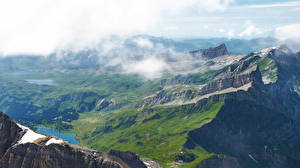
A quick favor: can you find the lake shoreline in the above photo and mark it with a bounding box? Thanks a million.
[36,125,79,144]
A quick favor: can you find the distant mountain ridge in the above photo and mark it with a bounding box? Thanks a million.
[189,43,228,59]
[0,36,280,73]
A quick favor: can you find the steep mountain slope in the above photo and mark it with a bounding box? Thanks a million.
[66,46,300,167]
[0,112,148,168]
[189,46,300,168]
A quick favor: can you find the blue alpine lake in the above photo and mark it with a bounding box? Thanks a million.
[36,126,79,144]
[25,79,55,85]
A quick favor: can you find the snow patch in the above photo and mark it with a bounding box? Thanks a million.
[17,123,46,144]
[144,161,151,166]
[96,98,105,107]
[142,160,161,168]
[46,138,64,146]
[248,154,258,163]
[256,47,279,57]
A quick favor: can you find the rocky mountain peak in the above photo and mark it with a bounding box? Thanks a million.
[253,45,293,58]
[189,43,229,59]
[267,45,298,69]
[276,44,293,54]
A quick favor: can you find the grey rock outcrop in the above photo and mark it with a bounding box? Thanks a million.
[0,112,147,168]
[140,89,194,107]
[0,112,24,159]
[190,44,228,59]
[198,66,262,96]
[139,56,262,107]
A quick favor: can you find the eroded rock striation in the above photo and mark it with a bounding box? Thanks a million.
[0,112,147,168]
[139,52,262,107]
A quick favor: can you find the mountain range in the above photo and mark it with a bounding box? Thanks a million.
[0,36,299,167]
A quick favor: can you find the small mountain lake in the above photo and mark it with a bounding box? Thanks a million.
[25,79,55,86]
[9,71,33,76]
[36,126,79,144]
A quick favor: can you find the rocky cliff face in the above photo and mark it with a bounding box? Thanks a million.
[140,67,259,107]
[139,89,194,107]
[198,66,262,96]
[189,43,228,59]
[0,112,24,159]
[185,46,300,168]
[0,112,147,168]
[140,52,261,107]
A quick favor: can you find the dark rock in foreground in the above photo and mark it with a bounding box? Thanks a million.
[0,112,147,168]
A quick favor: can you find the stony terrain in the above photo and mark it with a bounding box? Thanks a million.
[0,112,148,168]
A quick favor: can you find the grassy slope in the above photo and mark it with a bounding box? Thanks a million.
[257,57,278,82]
[68,100,224,167]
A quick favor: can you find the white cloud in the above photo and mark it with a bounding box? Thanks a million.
[203,25,210,29]
[275,24,300,51]
[219,28,226,33]
[192,0,235,11]
[235,1,300,9]
[124,57,168,79]
[227,31,235,39]
[0,0,234,56]
[238,21,262,38]
[164,26,180,31]
[275,24,300,41]
[133,38,154,49]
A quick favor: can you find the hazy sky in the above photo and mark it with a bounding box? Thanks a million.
[0,0,299,55]
[155,0,300,38]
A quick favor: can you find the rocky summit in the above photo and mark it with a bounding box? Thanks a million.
[189,43,229,59]
[0,112,147,168]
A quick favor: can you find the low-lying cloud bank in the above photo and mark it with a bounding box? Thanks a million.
[0,0,234,56]
[275,24,300,51]
[124,57,169,79]
[1,0,299,79]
